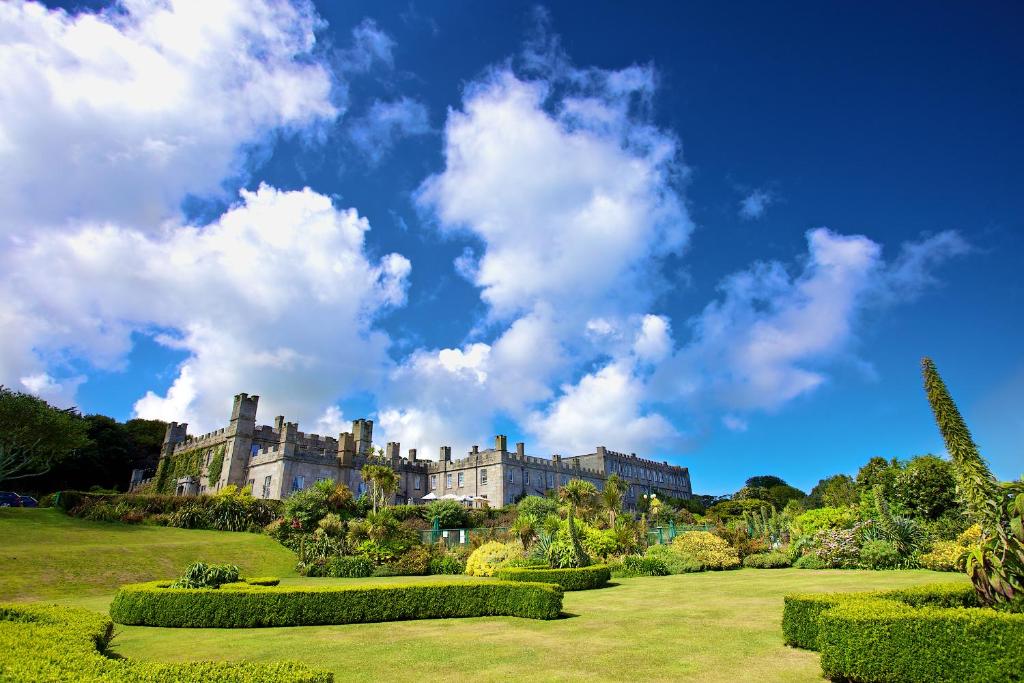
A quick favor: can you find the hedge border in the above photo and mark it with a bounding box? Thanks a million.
[0,602,331,682]
[110,579,563,627]
[495,565,611,591]
[783,583,1024,683]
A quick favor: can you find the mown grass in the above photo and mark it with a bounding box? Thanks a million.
[1,508,968,682]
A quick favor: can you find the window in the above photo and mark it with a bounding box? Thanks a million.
[561,475,568,485]
[480,468,488,485]
[508,470,514,484]
[414,475,421,490]
[547,473,554,487]
[357,481,366,495]
[430,474,438,490]
[250,443,260,458]
[446,473,452,489]
[457,472,465,487]
[524,471,530,485]
[292,475,305,492]
[262,476,272,499]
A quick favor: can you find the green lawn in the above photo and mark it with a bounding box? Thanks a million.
[0,508,968,682]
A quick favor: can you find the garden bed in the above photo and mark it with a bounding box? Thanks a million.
[494,565,611,590]
[783,583,1024,682]
[110,579,563,627]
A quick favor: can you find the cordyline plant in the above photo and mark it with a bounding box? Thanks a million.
[922,357,1023,610]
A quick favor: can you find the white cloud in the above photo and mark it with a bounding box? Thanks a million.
[3,185,410,428]
[721,414,748,432]
[0,0,338,235]
[739,188,774,220]
[654,227,969,415]
[633,314,673,363]
[347,97,430,164]
[338,18,395,73]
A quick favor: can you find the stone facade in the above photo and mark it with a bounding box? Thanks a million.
[137,393,692,507]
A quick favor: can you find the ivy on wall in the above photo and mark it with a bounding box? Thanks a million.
[154,446,207,495]
[207,445,226,487]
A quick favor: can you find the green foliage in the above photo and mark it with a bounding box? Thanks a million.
[645,543,704,573]
[745,475,788,489]
[858,539,901,569]
[671,531,740,570]
[923,357,1024,609]
[387,545,434,576]
[170,561,239,589]
[326,556,374,578]
[517,495,559,521]
[558,480,597,568]
[465,541,521,576]
[65,491,281,530]
[894,454,958,520]
[807,474,858,509]
[425,500,467,528]
[360,463,399,513]
[793,554,827,569]
[109,579,563,626]
[783,582,1023,682]
[496,565,611,591]
[155,447,204,494]
[617,555,669,577]
[284,480,355,532]
[167,504,209,529]
[428,554,466,575]
[743,551,791,568]
[791,506,858,537]
[744,505,790,546]
[0,602,331,682]
[206,445,225,487]
[244,577,280,586]
[706,498,773,523]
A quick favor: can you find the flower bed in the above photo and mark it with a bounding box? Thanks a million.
[110,579,563,627]
[783,583,1024,682]
[495,565,611,591]
[0,602,330,682]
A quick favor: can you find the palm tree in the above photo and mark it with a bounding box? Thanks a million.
[601,474,626,528]
[559,480,597,568]
[361,463,399,513]
[510,514,538,549]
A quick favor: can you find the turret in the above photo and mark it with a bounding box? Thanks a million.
[353,419,373,456]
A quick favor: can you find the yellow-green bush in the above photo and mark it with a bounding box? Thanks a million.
[109,578,562,626]
[465,541,520,576]
[671,531,740,570]
[919,540,967,572]
[495,565,611,590]
[0,603,330,681]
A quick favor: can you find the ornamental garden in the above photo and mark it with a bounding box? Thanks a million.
[0,357,1021,682]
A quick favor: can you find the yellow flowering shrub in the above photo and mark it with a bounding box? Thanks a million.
[671,531,740,570]
[958,524,982,546]
[918,541,966,571]
[465,541,520,576]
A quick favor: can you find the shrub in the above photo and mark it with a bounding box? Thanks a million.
[804,526,861,568]
[429,555,466,575]
[170,562,240,589]
[0,602,331,681]
[919,540,967,572]
[327,556,374,578]
[671,531,740,570]
[109,579,563,626]
[858,539,901,570]
[783,582,1024,682]
[794,554,826,569]
[616,555,669,577]
[425,500,467,529]
[387,546,433,576]
[645,544,703,573]
[495,565,611,591]
[168,504,209,529]
[465,541,520,577]
[743,551,791,568]
[244,577,280,586]
[791,506,859,537]
[284,481,355,532]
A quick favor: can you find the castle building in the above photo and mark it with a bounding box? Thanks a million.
[134,393,692,507]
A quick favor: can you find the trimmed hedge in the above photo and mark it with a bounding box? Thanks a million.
[110,579,563,627]
[743,551,791,569]
[0,602,331,682]
[244,576,281,586]
[783,583,1024,682]
[495,565,611,591]
[617,555,669,577]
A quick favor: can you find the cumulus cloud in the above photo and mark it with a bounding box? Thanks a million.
[375,30,692,457]
[3,185,410,430]
[338,18,396,73]
[347,97,431,164]
[0,0,338,235]
[739,188,774,220]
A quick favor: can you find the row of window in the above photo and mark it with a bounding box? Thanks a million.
[610,461,684,487]
[430,469,573,491]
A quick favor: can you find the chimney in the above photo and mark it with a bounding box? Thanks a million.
[408,448,417,462]
[440,446,452,462]
[495,434,508,452]
[516,442,525,458]
[274,416,285,432]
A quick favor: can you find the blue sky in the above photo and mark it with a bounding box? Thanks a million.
[3,1,1021,494]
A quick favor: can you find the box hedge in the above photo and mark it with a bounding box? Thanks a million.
[783,583,1024,682]
[495,565,611,591]
[0,602,331,682]
[110,579,563,627]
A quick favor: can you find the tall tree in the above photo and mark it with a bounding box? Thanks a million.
[807,474,859,509]
[0,387,90,487]
[559,480,597,568]
[600,473,626,527]
[360,463,399,513]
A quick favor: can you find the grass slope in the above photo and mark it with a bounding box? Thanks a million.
[1,509,967,682]
[0,508,297,602]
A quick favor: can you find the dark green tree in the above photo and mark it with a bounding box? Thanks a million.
[807,474,858,508]
[894,454,958,520]
[0,387,90,486]
[745,475,788,489]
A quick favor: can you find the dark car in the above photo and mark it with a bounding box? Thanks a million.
[0,491,23,507]
[18,495,38,508]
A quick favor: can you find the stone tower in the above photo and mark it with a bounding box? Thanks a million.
[218,393,258,490]
[353,418,373,456]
